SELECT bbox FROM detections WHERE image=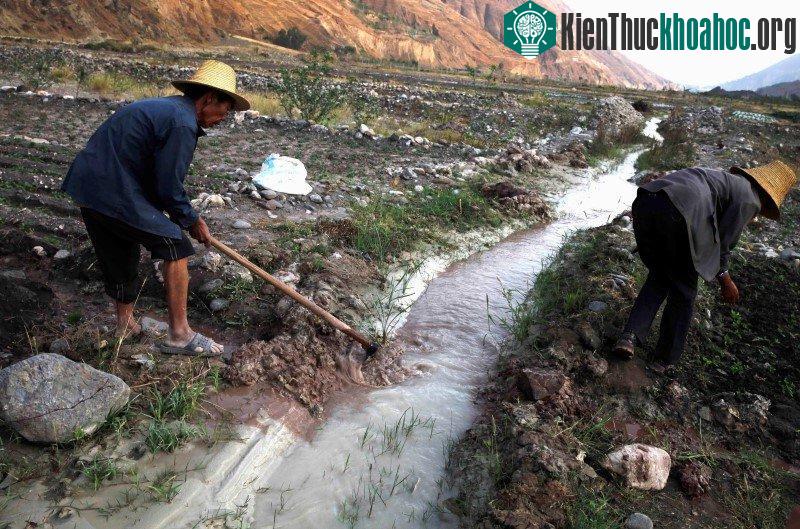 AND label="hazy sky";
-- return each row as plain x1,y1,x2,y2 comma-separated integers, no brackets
564,0,797,87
